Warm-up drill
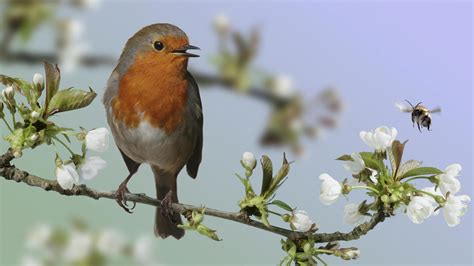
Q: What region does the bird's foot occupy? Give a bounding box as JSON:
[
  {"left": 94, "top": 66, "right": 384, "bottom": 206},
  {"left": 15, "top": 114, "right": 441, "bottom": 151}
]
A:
[
  {"left": 160, "top": 190, "right": 176, "bottom": 222},
  {"left": 115, "top": 183, "right": 136, "bottom": 213}
]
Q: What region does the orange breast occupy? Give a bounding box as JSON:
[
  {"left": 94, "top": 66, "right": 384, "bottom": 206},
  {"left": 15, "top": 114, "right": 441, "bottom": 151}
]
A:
[{"left": 111, "top": 51, "right": 188, "bottom": 134}]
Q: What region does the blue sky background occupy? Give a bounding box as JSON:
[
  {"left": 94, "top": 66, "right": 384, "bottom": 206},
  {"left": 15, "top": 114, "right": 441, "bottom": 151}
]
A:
[{"left": 1, "top": 1, "right": 472, "bottom": 265}]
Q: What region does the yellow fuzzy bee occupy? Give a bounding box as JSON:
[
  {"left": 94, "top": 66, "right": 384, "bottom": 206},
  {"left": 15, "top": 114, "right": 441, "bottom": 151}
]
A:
[{"left": 396, "top": 100, "right": 441, "bottom": 132}]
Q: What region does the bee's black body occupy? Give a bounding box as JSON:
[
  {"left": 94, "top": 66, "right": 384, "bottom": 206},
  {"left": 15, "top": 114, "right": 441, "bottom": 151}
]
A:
[{"left": 401, "top": 100, "right": 440, "bottom": 132}]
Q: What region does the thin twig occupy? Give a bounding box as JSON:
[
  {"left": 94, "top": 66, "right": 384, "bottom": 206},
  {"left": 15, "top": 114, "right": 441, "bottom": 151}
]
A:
[{"left": 0, "top": 148, "right": 384, "bottom": 243}]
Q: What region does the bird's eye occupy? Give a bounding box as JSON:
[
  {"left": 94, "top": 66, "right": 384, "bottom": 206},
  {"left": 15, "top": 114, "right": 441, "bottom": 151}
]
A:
[{"left": 153, "top": 41, "right": 164, "bottom": 51}]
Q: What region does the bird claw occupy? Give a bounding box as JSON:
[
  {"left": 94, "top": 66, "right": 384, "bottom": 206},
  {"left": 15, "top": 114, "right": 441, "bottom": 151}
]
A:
[
  {"left": 160, "top": 190, "right": 175, "bottom": 222},
  {"left": 115, "top": 184, "right": 135, "bottom": 213}
]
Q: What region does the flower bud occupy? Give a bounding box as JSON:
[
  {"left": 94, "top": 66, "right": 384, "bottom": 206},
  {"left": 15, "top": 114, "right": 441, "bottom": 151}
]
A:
[
  {"left": 337, "top": 248, "right": 360, "bottom": 260},
  {"left": 13, "top": 149, "right": 22, "bottom": 158},
  {"left": 56, "top": 162, "right": 79, "bottom": 190},
  {"left": 241, "top": 152, "right": 256, "bottom": 170},
  {"left": 30, "top": 111, "right": 40, "bottom": 121},
  {"left": 289, "top": 210, "right": 315, "bottom": 232},
  {"left": 2, "top": 86, "right": 14, "bottom": 101},
  {"left": 213, "top": 13, "right": 230, "bottom": 35},
  {"left": 270, "top": 75, "right": 295, "bottom": 99},
  {"left": 33, "top": 73, "right": 44, "bottom": 86},
  {"left": 30, "top": 133, "right": 39, "bottom": 142}
]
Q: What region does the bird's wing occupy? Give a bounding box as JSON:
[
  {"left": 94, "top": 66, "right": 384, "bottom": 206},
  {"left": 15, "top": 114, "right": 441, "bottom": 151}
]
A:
[
  {"left": 186, "top": 71, "right": 203, "bottom": 179},
  {"left": 395, "top": 102, "right": 413, "bottom": 113}
]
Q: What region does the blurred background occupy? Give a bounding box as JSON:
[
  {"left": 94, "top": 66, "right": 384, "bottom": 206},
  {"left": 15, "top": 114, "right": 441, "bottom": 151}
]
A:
[{"left": 0, "top": 0, "right": 472, "bottom": 265}]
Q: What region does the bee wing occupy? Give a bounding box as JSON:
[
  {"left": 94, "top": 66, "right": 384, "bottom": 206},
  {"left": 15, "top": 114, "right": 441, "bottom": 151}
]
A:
[
  {"left": 395, "top": 102, "right": 412, "bottom": 113},
  {"left": 430, "top": 107, "right": 441, "bottom": 114}
]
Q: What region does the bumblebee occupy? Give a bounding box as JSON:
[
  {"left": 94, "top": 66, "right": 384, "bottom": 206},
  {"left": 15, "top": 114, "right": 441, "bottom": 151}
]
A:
[{"left": 396, "top": 100, "right": 441, "bottom": 132}]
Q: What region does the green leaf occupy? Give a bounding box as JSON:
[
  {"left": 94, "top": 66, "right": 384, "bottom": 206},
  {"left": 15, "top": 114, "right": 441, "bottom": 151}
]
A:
[
  {"left": 44, "top": 62, "right": 61, "bottom": 113},
  {"left": 260, "top": 155, "right": 273, "bottom": 195},
  {"left": 359, "top": 152, "right": 384, "bottom": 172},
  {"left": 336, "top": 154, "right": 352, "bottom": 161},
  {"left": 391, "top": 140, "right": 407, "bottom": 178},
  {"left": 263, "top": 153, "right": 290, "bottom": 199},
  {"left": 270, "top": 200, "right": 293, "bottom": 212},
  {"left": 46, "top": 88, "right": 96, "bottom": 116},
  {"left": 0, "top": 74, "right": 32, "bottom": 97},
  {"left": 397, "top": 160, "right": 422, "bottom": 178},
  {"left": 400, "top": 167, "right": 443, "bottom": 179}
]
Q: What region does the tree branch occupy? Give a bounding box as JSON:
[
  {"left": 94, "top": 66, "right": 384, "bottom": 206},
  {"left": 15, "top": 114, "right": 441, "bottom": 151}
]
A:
[
  {"left": 0, "top": 148, "right": 384, "bottom": 243},
  {"left": 0, "top": 51, "right": 287, "bottom": 106}
]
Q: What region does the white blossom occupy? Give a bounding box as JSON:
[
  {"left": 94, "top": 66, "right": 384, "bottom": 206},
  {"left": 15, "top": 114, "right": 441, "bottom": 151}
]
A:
[
  {"left": 241, "top": 151, "right": 256, "bottom": 170},
  {"left": 96, "top": 229, "right": 125, "bottom": 256},
  {"left": 132, "top": 236, "right": 153, "bottom": 264},
  {"left": 63, "top": 231, "right": 93, "bottom": 262},
  {"left": 213, "top": 13, "right": 230, "bottom": 35},
  {"left": 33, "top": 74, "right": 44, "bottom": 86},
  {"left": 289, "top": 210, "right": 314, "bottom": 232},
  {"left": 271, "top": 75, "right": 295, "bottom": 99},
  {"left": 406, "top": 196, "right": 434, "bottom": 224},
  {"left": 343, "top": 153, "right": 365, "bottom": 175},
  {"left": 56, "top": 163, "right": 79, "bottom": 190},
  {"left": 26, "top": 224, "right": 52, "bottom": 250},
  {"left": 359, "top": 126, "right": 398, "bottom": 152},
  {"left": 422, "top": 186, "right": 470, "bottom": 226},
  {"left": 78, "top": 156, "right": 107, "bottom": 181},
  {"left": 85, "top": 127, "right": 110, "bottom": 152},
  {"left": 438, "top": 163, "right": 462, "bottom": 195},
  {"left": 319, "top": 173, "right": 342, "bottom": 205},
  {"left": 343, "top": 203, "right": 366, "bottom": 225},
  {"left": 20, "top": 255, "right": 43, "bottom": 266},
  {"left": 443, "top": 193, "right": 470, "bottom": 227}
]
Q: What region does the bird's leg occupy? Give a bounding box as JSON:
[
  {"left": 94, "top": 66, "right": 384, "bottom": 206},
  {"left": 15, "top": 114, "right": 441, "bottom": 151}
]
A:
[
  {"left": 115, "top": 173, "right": 136, "bottom": 213},
  {"left": 160, "top": 190, "right": 176, "bottom": 222}
]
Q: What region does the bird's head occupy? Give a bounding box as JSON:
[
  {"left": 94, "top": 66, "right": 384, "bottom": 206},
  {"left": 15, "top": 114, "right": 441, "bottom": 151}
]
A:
[{"left": 117, "top": 23, "right": 199, "bottom": 75}]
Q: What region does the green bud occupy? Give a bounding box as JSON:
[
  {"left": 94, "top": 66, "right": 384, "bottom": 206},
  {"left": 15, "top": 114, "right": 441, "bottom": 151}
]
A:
[
  {"left": 192, "top": 210, "right": 204, "bottom": 224},
  {"left": 303, "top": 242, "right": 311, "bottom": 253},
  {"left": 55, "top": 154, "right": 63, "bottom": 167},
  {"left": 429, "top": 175, "right": 440, "bottom": 185},
  {"left": 76, "top": 132, "right": 86, "bottom": 141},
  {"left": 381, "top": 195, "right": 390, "bottom": 203},
  {"left": 342, "top": 184, "right": 352, "bottom": 195},
  {"left": 282, "top": 214, "right": 291, "bottom": 222},
  {"left": 435, "top": 195, "right": 446, "bottom": 206}
]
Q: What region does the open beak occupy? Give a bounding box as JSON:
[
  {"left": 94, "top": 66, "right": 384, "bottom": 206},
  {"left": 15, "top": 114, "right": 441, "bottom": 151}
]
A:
[{"left": 171, "top": 44, "right": 200, "bottom": 58}]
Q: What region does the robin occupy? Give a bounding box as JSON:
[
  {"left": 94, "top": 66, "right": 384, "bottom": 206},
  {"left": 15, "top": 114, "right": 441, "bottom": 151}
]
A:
[{"left": 103, "top": 24, "right": 203, "bottom": 239}]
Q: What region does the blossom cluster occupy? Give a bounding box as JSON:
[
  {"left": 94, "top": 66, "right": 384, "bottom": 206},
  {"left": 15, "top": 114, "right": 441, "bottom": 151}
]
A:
[{"left": 318, "top": 126, "right": 470, "bottom": 227}]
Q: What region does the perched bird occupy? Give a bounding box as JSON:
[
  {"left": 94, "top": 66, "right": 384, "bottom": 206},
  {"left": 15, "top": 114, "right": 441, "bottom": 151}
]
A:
[{"left": 103, "top": 24, "right": 203, "bottom": 239}]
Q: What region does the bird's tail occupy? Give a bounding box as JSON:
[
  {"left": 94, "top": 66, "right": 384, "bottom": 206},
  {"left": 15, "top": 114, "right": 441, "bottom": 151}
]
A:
[{"left": 151, "top": 166, "right": 184, "bottom": 239}]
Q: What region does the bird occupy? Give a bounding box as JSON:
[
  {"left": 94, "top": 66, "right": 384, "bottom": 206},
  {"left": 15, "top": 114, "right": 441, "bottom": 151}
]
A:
[{"left": 103, "top": 23, "right": 203, "bottom": 239}]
